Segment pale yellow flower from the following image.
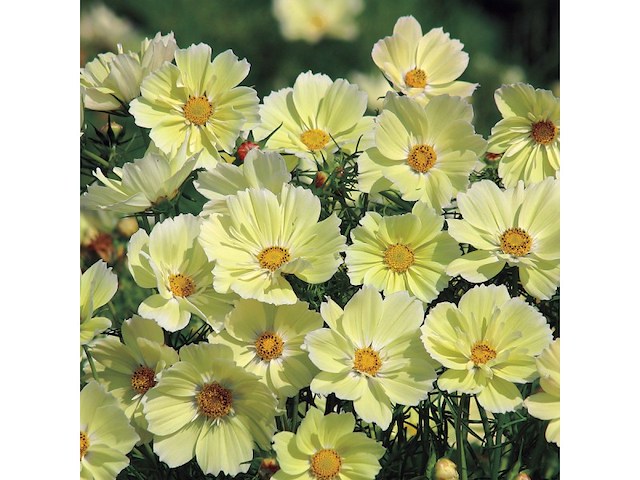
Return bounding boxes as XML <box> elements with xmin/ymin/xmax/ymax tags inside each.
<box><xmin>272</xmin><ymin>0</ymin><xmax>364</xmax><ymax>44</ymax></box>
<box><xmin>372</xmin><ymin>16</ymin><xmax>476</xmax><ymax>105</ymax></box>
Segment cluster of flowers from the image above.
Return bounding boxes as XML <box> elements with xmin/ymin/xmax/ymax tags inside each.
<box><xmin>80</xmin><ymin>14</ymin><xmax>560</xmax><ymax>480</ymax></box>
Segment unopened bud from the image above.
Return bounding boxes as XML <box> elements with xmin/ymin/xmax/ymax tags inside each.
<box><xmin>237</xmin><ymin>141</ymin><xmax>259</xmax><ymax>161</ymax></box>
<box><xmin>485</xmin><ymin>152</ymin><xmax>502</xmax><ymax>163</ymax></box>
<box><xmin>258</xmin><ymin>457</ymin><xmax>279</xmax><ymax>479</ymax></box>
<box><xmin>314</xmin><ymin>171</ymin><xmax>329</xmax><ymax>188</ymax></box>
<box><xmin>515</xmin><ymin>473</ymin><xmax>531</xmax><ymax>480</ymax></box>
<box><xmin>99</xmin><ymin>121</ymin><xmax>124</xmax><ymax>139</ymax></box>
<box><xmin>117</xmin><ymin>217</ymin><xmax>139</xmax><ymax>238</ymax></box>
<box><xmin>434</xmin><ymin>458</ymin><xmax>459</xmax><ymax>480</ymax></box>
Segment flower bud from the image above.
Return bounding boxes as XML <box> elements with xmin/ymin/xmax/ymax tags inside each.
<box><xmin>258</xmin><ymin>457</ymin><xmax>279</xmax><ymax>479</ymax></box>
<box><xmin>99</xmin><ymin>121</ymin><xmax>124</xmax><ymax>139</ymax></box>
<box><xmin>516</xmin><ymin>473</ymin><xmax>531</xmax><ymax>480</ymax></box>
<box><xmin>314</xmin><ymin>171</ymin><xmax>329</xmax><ymax>188</ymax></box>
<box><xmin>237</xmin><ymin>141</ymin><xmax>259</xmax><ymax>161</ymax></box>
<box><xmin>434</xmin><ymin>458</ymin><xmax>459</xmax><ymax>480</ymax></box>
<box><xmin>117</xmin><ymin>217</ymin><xmax>139</xmax><ymax>238</ymax></box>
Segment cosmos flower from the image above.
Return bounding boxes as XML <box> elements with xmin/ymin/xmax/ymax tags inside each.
<box><xmin>421</xmin><ymin>285</ymin><xmax>553</xmax><ymax>413</ymax></box>
<box><xmin>487</xmin><ymin>83</ymin><xmax>560</xmax><ymax>187</ymax></box>
<box><xmin>372</xmin><ymin>16</ymin><xmax>476</xmax><ymax>105</ymax></box>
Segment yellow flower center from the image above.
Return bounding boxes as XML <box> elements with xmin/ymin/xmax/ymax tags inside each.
<box><xmin>168</xmin><ymin>273</ymin><xmax>196</xmax><ymax>297</ymax></box>
<box><xmin>310</xmin><ymin>448</ymin><xmax>342</xmax><ymax>480</ymax></box>
<box><xmin>310</xmin><ymin>15</ymin><xmax>327</xmax><ymax>31</ymax></box>
<box><xmin>183</xmin><ymin>95</ymin><xmax>213</xmax><ymax>126</ymax></box>
<box><xmin>353</xmin><ymin>346</ymin><xmax>382</xmax><ymax>376</ymax></box>
<box><xmin>255</xmin><ymin>331</ymin><xmax>284</xmax><ymax>361</ymax></box>
<box><xmin>258</xmin><ymin>246</ymin><xmax>291</xmax><ymax>272</ymax></box>
<box><xmin>383</xmin><ymin>243</ymin><xmax>415</xmax><ymax>273</ymax></box>
<box><xmin>500</xmin><ymin>228</ymin><xmax>532</xmax><ymax>257</ymax></box>
<box><xmin>470</xmin><ymin>341</ymin><xmax>497</xmax><ymax>365</ymax></box>
<box><xmin>407</xmin><ymin>144</ymin><xmax>437</xmax><ymax>173</ymax></box>
<box><xmin>196</xmin><ymin>382</ymin><xmax>233</xmax><ymax>419</ymax></box>
<box><xmin>301</xmin><ymin>129</ymin><xmax>330</xmax><ymax>151</ymax></box>
<box><xmin>405</xmin><ymin>68</ymin><xmax>427</xmax><ymax>88</ymax></box>
<box><xmin>130</xmin><ymin>365</ymin><xmax>157</xmax><ymax>395</ymax></box>
<box><xmin>80</xmin><ymin>431</ymin><xmax>89</xmax><ymax>459</ymax></box>
<box><xmin>531</xmin><ymin>120</ymin><xmax>557</xmax><ymax>145</ymax></box>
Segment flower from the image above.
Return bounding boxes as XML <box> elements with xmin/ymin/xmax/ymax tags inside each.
<box><xmin>80</xmin><ymin>381</ymin><xmax>139</xmax><ymax>479</ymax></box>
<box><xmin>487</xmin><ymin>83</ymin><xmax>560</xmax><ymax>187</ymax></box>
<box><xmin>80</xmin><ymin>260</ymin><xmax>117</xmax><ymax>345</ymax></box>
<box><xmin>272</xmin><ymin>0</ymin><xmax>364</xmax><ymax>44</ymax></box>
<box><xmin>88</xmin><ymin>315</ymin><xmax>179</xmax><ymax>443</ymax></box>
<box><xmin>194</xmin><ymin>148</ymin><xmax>291</xmax><ymax>216</ymax></box>
<box><xmin>253</xmin><ymin>71</ymin><xmax>374</xmax><ymax>168</ymax></box>
<box><xmin>81</xmin><ymin>141</ymin><xmax>197</xmax><ymax>215</ymax></box>
<box><xmin>272</xmin><ymin>407</ymin><xmax>385</xmax><ymax>480</ymax></box>
<box><xmin>81</xmin><ymin>32</ymin><xmax>177</xmax><ymax>112</ymax></box>
<box><xmin>372</xmin><ymin>16</ymin><xmax>477</xmax><ymax>105</ymax></box>
<box><xmin>345</xmin><ymin>202</ymin><xmax>461</xmax><ymax>304</ymax></box>
<box><xmin>446</xmin><ymin>177</ymin><xmax>560</xmax><ymax>300</ymax></box>
<box><xmin>129</xmin><ymin>43</ymin><xmax>260</xmax><ymax>169</ymax></box>
<box><xmin>127</xmin><ymin>213</ymin><xmax>235</xmax><ymax>332</ymax></box>
<box><xmin>208</xmin><ymin>299</ymin><xmax>322</xmax><ymax>401</ymax></box>
<box><xmin>304</xmin><ymin>287</ymin><xmax>437</xmax><ymax>429</ymax></box>
<box><xmin>358</xmin><ymin>93</ymin><xmax>486</xmax><ymax>211</ymax></box>
<box><xmin>524</xmin><ymin>338</ymin><xmax>560</xmax><ymax>446</ymax></box>
<box><xmin>199</xmin><ymin>184</ymin><xmax>345</xmax><ymax>305</ymax></box>
<box><xmin>142</xmin><ymin>343</ymin><xmax>277</xmax><ymax>476</ymax></box>
<box><xmin>421</xmin><ymin>284</ymin><xmax>553</xmax><ymax>413</ymax></box>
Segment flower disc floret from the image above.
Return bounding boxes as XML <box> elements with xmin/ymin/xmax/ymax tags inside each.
<box><xmin>255</xmin><ymin>332</ymin><xmax>285</xmax><ymax>361</ymax></box>
<box><xmin>258</xmin><ymin>247</ymin><xmax>291</xmax><ymax>272</ymax></box>
<box><xmin>470</xmin><ymin>341</ymin><xmax>497</xmax><ymax>366</ymax></box>
<box><xmin>405</xmin><ymin>68</ymin><xmax>427</xmax><ymax>88</ymax></box>
<box><xmin>168</xmin><ymin>273</ymin><xmax>196</xmax><ymax>297</ymax></box>
<box><xmin>197</xmin><ymin>382</ymin><xmax>233</xmax><ymax>419</ymax></box>
<box><xmin>499</xmin><ymin>228</ymin><xmax>532</xmax><ymax>257</ymax></box>
<box><xmin>183</xmin><ymin>95</ymin><xmax>213</xmax><ymax>125</ymax></box>
<box><xmin>353</xmin><ymin>347</ymin><xmax>382</xmax><ymax>375</ymax></box>
<box><xmin>80</xmin><ymin>431</ymin><xmax>89</xmax><ymax>459</ymax></box>
<box><xmin>311</xmin><ymin>449</ymin><xmax>342</xmax><ymax>479</ymax></box>
<box><xmin>131</xmin><ymin>366</ymin><xmax>157</xmax><ymax>394</ymax></box>
<box><xmin>407</xmin><ymin>144</ymin><xmax>437</xmax><ymax>173</ymax></box>
<box><xmin>301</xmin><ymin>129</ymin><xmax>330</xmax><ymax>151</ymax></box>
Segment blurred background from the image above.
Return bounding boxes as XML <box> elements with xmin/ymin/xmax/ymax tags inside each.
<box><xmin>80</xmin><ymin>0</ymin><xmax>559</xmax><ymax>138</ymax></box>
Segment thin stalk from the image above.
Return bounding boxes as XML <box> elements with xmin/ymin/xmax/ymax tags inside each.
<box><xmin>139</xmin><ymin>214</ymin><xmax>151</xmax><ymax>233</ymax></box>
<box><xmin>456</xmin><ymin>394</ymin><xmax>469</xmax><ymax>480</ymax></box>
<box><xmin>82</xmin><ymin>149</ymin><xmax>110</xmax><ymax>168</ymax></box>
<box><xmin>491</xmin><ymin>413</ymin><xmax>504</xmax><ymax>479</ymax></box>
<box><xmin>290</xmin><ymin>392</ymin><xmax>300</xmax><ymax>432</ymax></box>
<box><xmin>83</xmin><ymin>345</ymin><xmax>98</xmax><ymax>381</ymax></box>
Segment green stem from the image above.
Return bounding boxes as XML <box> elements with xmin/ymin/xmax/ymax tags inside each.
<box><xmin>456</xmin><ymin>394</ymin><xmax>469</xmax><ymax>480</ymax></box>
<box><xmin>290</xmin><ymin>392</ymin><xmax>300</xmax><ymax>432</ymax></box>
<box><xmin>139</xmin><ymin>214</ymin><xmax>151</xmax><ymax>233</ymax></box>
<box><xmin>82</xmin><ymin>149</ymin><xmax>110</xmax><ymax>168</ymax></box>
<box><xmin>476</xmin><ymin>396</ymin><xmax>496</xmax><ymax>478</ymax></box>
<box><xmin>491</xmin><ymin>414</ymin><xmax>504</xmax><ymax>479</ymax></box>
<box><xmin>379</xmin><ymin>190</ymin><xmax>412</xmax><ymax>210</ymax></box>
<box><xmin>83</xmin><ymin>345</ymin><xmax>98</xmax><ymax>381</ymax></box>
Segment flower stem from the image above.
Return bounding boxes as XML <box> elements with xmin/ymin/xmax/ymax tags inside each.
<box><xmin>83</xmin><ymin>344</ymin><xmax>98</xmax><ymax>381</ymax></box>
<box><xmin>456</xmin><ymin>394</ymin><xmax>469</xmax><ymax>480</ymax></box>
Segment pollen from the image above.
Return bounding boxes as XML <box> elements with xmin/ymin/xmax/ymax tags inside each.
<box><xmin>310</xmin><ymin>448</ymin><xmax>342</xmax><ymax>480</ymax></box>
<box><xmin>255</xmin><ymin>331</ymin><xmax>284</xmax><ymax>361</ymax></box>
<box><xmin>183</xmin><ymin>95</ymin><xmax>213</xmax><ymax>126</ymax></box>
<box><xmin>407</xmin><ymin>144</ymin><xmax>437</xmax><ymax>173</ymax></box>
<box><xmin>500</xmin><ymin>228</ymin><xmax>532</xmax><ymax>257</ymax></box>
<box><xmin>405</xmin><ymin>68</ymin><xmax>427</xmax><ymax>88</ymax></box>
<box><xmin>353</xmin><ymin>346</ymin><xmax>382</xmax><ymax>376</ymax></box>
<box><xmin>196</xmin><ymin>382</ymin><xmax>233</xmax><ymax>419</ymax></box>
<box><xmin>80</xmin><ymin>431</ymin><xmax>89</xmax><ymax>459</ymax></box>
<box><xmin>531</xmin><ymin>120</ymin><xmax>557</xmax><ymax>145</ymax></box>
<box><xmin>301</xmin><ymin>129</ymin><xmax>330</xmax><ymax>151</ymax></box>
<box><xmin>130</xmin><ymin>365</ymin><xmax>157</xmax><ymax>395</ymax></box>
<box><xmin>383</xmin><ymin>243</ymin><xmax>415</xmax><ymax>273</ymax></box>
<box><xmin>258</xmin><ymin>246</ymin><xmax>291</xmax><ymax>272</ymax></box>
<box><xmin>168</xmin><ymin>273</ymin><xmax>196</xmax><ymax>297</ymax></box>
<box><xmin>470</xmin><ymin>341</ymin><xmax>497</xmax><ymax>365</ymax></box>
